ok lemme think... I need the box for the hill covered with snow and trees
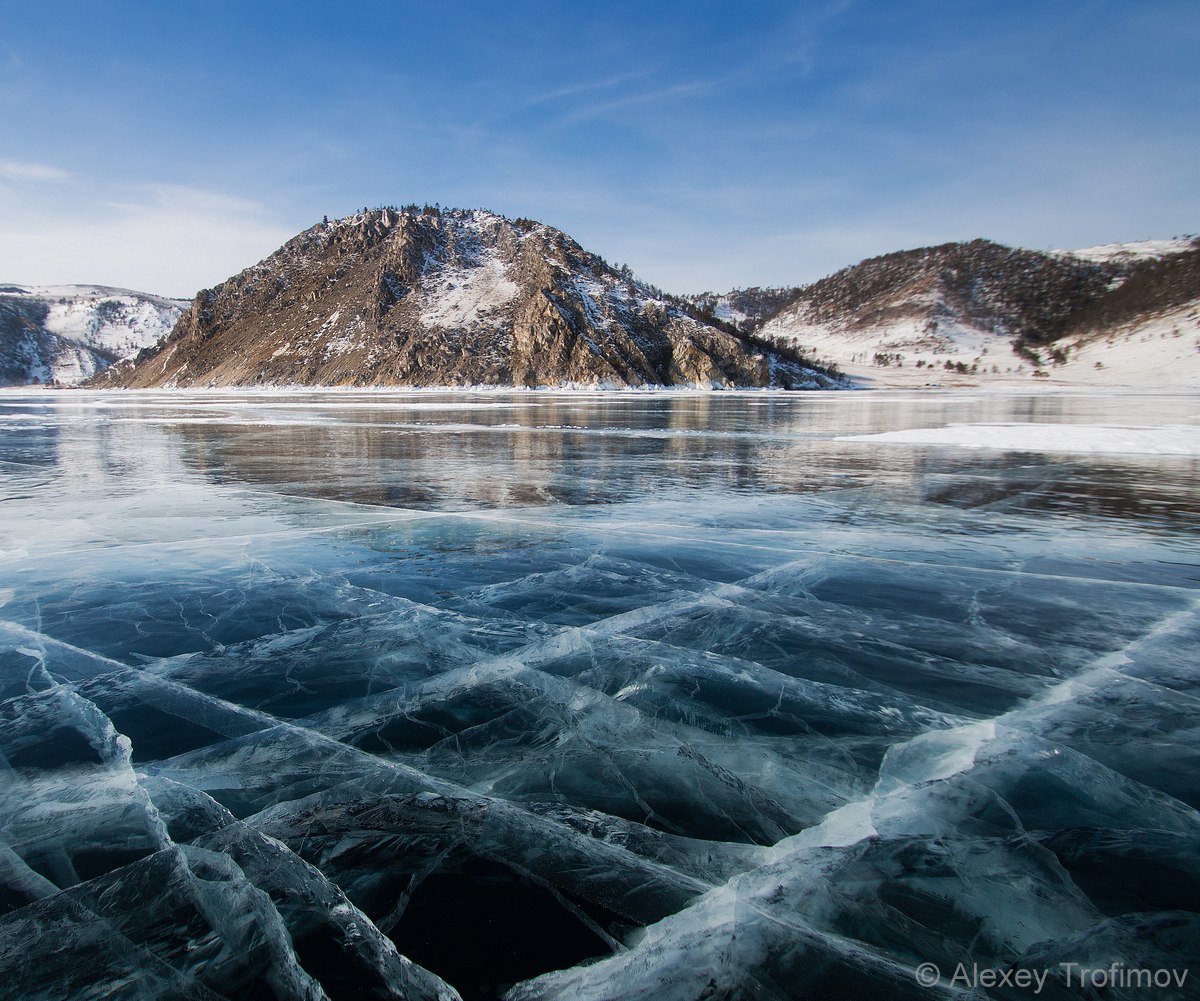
[0,285,187,386]
[92,207,837,390]
[702,237,1199,388]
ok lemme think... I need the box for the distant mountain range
[0,285,186,386]
[3,209,1196,389]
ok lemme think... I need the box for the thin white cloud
[561,79,723,122]
[553,1,852,125]
[0,160,70,181]
[105,183,272,219]
[522,70,653,108]
[0,181,294,297]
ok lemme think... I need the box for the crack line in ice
[135,485,1200,594]
[535,524,1200,593]
[0,840,61,903]
[769,594,1200,859]
[0,457,52,469]
[375,843,459,935]
[148,707,714,908]
[1031,597,1200,708]
[0,512,438,564]
[0,619,138,673]
[506,598,1200,997]
[178,844,333,1001]
[8,883,237,1000]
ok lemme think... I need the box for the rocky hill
[0,285,186,386]
[752,238,1200,387]
[94,208,837,390]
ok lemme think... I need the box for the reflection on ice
[0,390,1197,999]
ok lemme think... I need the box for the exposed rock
[95,208,836,390]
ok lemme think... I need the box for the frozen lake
[1,389,1198,1000]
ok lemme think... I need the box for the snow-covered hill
[0,284,187,386]
[11,230,1195,391]
[96,207,837,390]
[753,238,1199,388]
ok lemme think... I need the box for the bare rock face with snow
[0,285,187,386]
[95,208,833,390]
[749,238,1200,387]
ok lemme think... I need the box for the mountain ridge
[93,207,836,391]
[6,213,1194,391]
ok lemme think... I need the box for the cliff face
[96,209,833,389]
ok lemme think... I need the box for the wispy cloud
[0,181,294,296]
[551,2,852,126]
[521,70,654,109]
[560,78,724,122]
[105,183,271,219]
[0,2,1193,296]
[0,160,70,181]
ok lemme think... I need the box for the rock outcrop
[95,208,836,389]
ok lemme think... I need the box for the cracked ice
[0,389,1197,1001]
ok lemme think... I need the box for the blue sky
[1,0,1197,297]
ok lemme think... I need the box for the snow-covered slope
[1041,303,1199,388]
[12,232,1195,391]
[754,238,1199,388]
[1053,238,1196,265]
[0,284,187,386]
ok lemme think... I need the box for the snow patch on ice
[838,422,1199,455]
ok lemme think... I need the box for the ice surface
[0,389,1197,999]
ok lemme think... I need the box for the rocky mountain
[0,285,187,386]
[751,237,1200,387]
[94,208,837,390]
